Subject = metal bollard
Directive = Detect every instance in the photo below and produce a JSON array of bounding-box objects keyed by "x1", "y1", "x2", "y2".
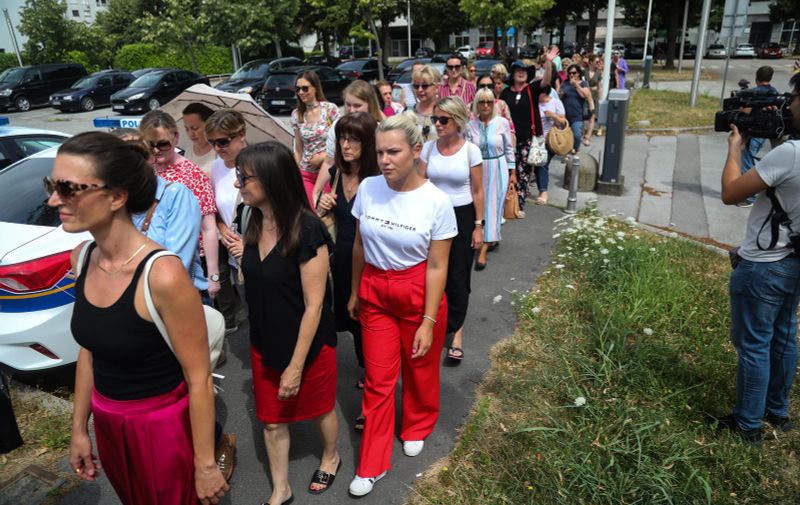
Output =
[{"x1": 565, "y1": 154, "x2": 580, "y2": 214}]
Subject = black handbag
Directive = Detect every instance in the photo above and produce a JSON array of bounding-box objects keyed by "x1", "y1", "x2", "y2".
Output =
[{"x1": 0, "y1": 372, "x2": 23, "y2": 454}]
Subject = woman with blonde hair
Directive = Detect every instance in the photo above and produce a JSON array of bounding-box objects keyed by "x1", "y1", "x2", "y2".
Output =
[
  {"x1": 291, "y1": 69, "x2": 340, "y2": 207},
  {"x1": 406, "y1": 65, "x2": 441, "y2": 142},
  {"x1": 467, "y1": 88, "x2": 514, "y2": 270},
  {"x1": 347, "y1": 113, "x2": 455, "y2": 497},
  {"x1": 420, "y1": 96, "x2": 484, "y2": 364},
  {"x1": 490, "y1": 63, "x2": 509, "y2": 98}
]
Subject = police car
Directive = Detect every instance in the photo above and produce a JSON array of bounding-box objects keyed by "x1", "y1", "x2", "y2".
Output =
[{"x1": 0, "y1": 117, "x2": 70, "y2": 171}]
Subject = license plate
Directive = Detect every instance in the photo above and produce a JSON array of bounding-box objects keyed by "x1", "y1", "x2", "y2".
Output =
[
  {"x1": 113, "y1": 105, "x2": 124, "y2": 111},
  {"x1": 272, "y1": 100, "x2": 286, "y2": 106},
  {"x1": 51, "y1": 101, "x2": 60, "y2": 105}
]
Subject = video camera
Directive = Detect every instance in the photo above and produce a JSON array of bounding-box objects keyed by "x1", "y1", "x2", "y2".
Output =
[{"x1": 714, "y1": 89, "x2": 794, "y2": 139}]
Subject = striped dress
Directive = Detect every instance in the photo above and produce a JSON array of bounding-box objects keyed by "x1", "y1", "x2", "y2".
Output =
[{"x1": 466, "y1": 116, "x2": 516, "y2": 242}]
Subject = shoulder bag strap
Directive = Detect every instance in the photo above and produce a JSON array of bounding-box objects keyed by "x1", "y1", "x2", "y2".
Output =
[
  {"x1": 526, "y1": 85, "x2": 537, "y2": 137},
  {"x1": 142, "y1": 250, "x2": 180, "y2": 353},
  {"x1": 757, "y1": 187, "x2": 791, "y2": 250},
  {"x1": 140, "y1": 182, "x2": 174, "y2": 233},
  {"x1": 74, "y1": 240, "x2": 94, "y2": 277}
]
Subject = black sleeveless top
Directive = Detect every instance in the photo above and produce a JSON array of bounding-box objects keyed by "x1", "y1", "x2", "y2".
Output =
[{"x1": 71, "y1": 244, "x2": 183, "y2": 400}]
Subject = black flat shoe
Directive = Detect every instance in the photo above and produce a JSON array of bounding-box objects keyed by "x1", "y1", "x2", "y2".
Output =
[
  {"x1": 260, "y1": 495, "x2": 294, "y2": 505},
  {"x1": 474, "y1": 260, "x2": 486, "y2": 271},
  {"x1": 447, "y1": 347, "x2": 464, "y2": 363},
  {"x1": 487, "y1": 242, "x2": 499, "y2": 252},
  {"x1": 308, "y1": 459, "x2": 342, "y2": 495}
]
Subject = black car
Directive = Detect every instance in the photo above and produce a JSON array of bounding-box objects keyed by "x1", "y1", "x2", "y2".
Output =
[
  {"x1": 415, "y1": 47, "x2": 435, "y2": 58},
  {"x1": 214, "y1": 57, "x2": 303, "y2": 98},
  {"x1": 387, "y1": 58, "x2": 431, "y2": 82},
  {"x1": 472, "y1": 59, "x2": 502, "y2": 77},
  {"x1": 339, "y1": 45, "x2": 370, "y2": 59},
  {"x1": 305, "y1": 55, "x2": 342, "y2": 67},
  {"x1": 257, "y1": 66, "x2": 351, "y2": 114},
  {"x1": 0, "y1": 63, "x2": 87, "y2": 112},
  {"x1": 110, "y1": 68, "x2": 209, "y2": 114},
  {"x1": 518, "y1": 43, "x2": 542, "y2": 59},
  {"x1": 131, "y1": 67, "x2": 159, "y2": 79},
  {"x1": 335, "y1": 58, "x2": 390, "y2": 83},
  {"x1": 49, "y1": 70, "x2": 134, "y2": 112}
]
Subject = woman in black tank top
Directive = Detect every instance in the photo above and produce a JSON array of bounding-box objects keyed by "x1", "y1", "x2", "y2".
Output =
[{"x1": 47, "y1": 132, "x2": 228, "y2": 505}]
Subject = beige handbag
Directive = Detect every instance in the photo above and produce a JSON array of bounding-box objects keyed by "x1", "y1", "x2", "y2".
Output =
[{"x1": 547, "y1": 123, "x2": 574, "y2": 156}]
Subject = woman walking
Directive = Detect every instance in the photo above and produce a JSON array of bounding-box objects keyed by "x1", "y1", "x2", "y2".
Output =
[
  {"x1": 376, "y1": 80, "x2": 404, "y2": 117},
  {"x1": 467, "y1": 88, "x2": 515, "y2": 270},
  {"x1": 407, "y1": 65, "x2": 441, "y2": 142},
  {"x1": 420, "y1": 96, "x2": 484, "y2": 364},
  {"x1": 559, "y1": 63, "x2": 594, "y2": 153},
  {"x1": 316, "y1": 112, "x2": 381, "y2": 429},
  {"x1": 182, "y1": 102, "x2": 216, "y2": 176},
  {"x1": 291, "y1": 69, "x2": 340, "y2": 207},
  {"x1": 57, "y1": 132, "x2": 228, "y2": 505},
  {"x1": 229, "y1": 142, "x2": 341, "y2": 504},
  {"x1": 476, "y1": 74, "x2": 514, "y2": 135},
  {"x1": 536, "y1": 85, "x2": 567, "y2": 205},
  {"x1": 347, "y1": 114, "x2": 456, "y2": 497}
]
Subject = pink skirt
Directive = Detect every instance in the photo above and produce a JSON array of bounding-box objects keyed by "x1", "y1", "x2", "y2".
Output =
[
  {"x1": 301, "y1": 168, "x2": 329, "y2": 209},
  {"x1": 92, "y1": 382, "x2": 197, "y2": 505}
]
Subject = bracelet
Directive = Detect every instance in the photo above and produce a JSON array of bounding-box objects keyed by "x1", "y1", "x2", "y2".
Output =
[{"x1": 422, "y1": 315, "x2": 437, "y2": 324}]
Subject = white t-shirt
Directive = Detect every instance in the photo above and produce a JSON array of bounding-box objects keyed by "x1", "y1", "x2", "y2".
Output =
[
  {"x1": 351, "y1": 176, "x2": 458, "y2": 271},
  {"x1": 185, "y1": 144, "x2": 217, "y2": 177},
  {"x1": 325, "y1": 117, "x2": 340, "y2": 159},
  {"x1": 422, "y1": 140, "x2": 483, "y2": 207},
  {"x1": 739, "y1": 140, "x2": 800, "y2": 262},
  {"x1": 539, "y1": 97, "x2": 565, "y2": 138},
  {"x1": 210, "y1": 158, "x2": 238, "y2": 229}
]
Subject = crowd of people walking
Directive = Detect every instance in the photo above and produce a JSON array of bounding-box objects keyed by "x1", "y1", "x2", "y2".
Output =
[{"x1": 43, "y1": 43, "x2": 639, "y2": 504}]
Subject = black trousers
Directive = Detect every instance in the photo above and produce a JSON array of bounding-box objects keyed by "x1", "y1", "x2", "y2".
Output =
[{"x1": 446, "y1": 203, "x2": 475, "y2": 334}]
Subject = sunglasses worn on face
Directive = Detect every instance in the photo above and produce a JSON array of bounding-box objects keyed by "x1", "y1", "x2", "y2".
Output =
[
  {"x1": 209, "y1": 136, "x2": 235, "y2": 149},
  {"x1": 43, "y1": 177, "x2": 109, "y2": 199},
  {"x1": 431, "y1": 115, "x2": 452, "y2": 125},
  {"x1": 296, "y1": 85, "x2": 311, "y2": 93},
  {"x1": 447, "y1": 65, "x2": 462, "y2": 71},
  {"x1": 148, "y1": 139, "x2": 172, "y2": 151},
  {"x1": 568, "y1": 71, "x2": 579, "y2": 75},
  {"x1": 477, "y1": 100, "x2": 493, "y2": 106},
  {"x1": 413, "y1": 82, "x2": 432, "y2": 90},
  {"x1": 235, "y1": 168, "x2": 255, "y2": 186},
  {"x1": 478, "y1": 83, "x2": 493, "y2": 89}
]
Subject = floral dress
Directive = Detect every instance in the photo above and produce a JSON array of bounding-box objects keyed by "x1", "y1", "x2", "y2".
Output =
[{"x1": 291, "y1": 101, "x2": 340, "y2": 206}]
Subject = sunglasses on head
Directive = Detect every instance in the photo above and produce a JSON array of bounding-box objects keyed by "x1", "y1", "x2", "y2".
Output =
[
  {"x1": 446, "y1": 64, "x2": 462, "y2": 70},
  {"x1": 296, "y1": 85, "x2": 312, "y2": 93},
  {"x1": 413, "y1": 82, "x2": 432, "y2": 90},
  {"x1": 43, "y1": 176, "x2": 109, "y2": 199},
  {"x1": 148, "y1": 139, "x2": 172, "y2": 151},
  {"x1": 430, "y1": 115, "x2": 452, "y2": 125},
  {"x1": 234, "y1": 167, "x2": 255, "y2": 186},
  {"x1": 208, "y1": 136, "x2": 235, "y2": 149}
]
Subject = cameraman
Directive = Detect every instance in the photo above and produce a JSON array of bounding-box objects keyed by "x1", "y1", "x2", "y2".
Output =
[
  {"x1": 717, "y1": 73, "x2": 800, "y2": 444},
  {"x1": 738, "y1": 66, "x2": 778, "y2": 207}
]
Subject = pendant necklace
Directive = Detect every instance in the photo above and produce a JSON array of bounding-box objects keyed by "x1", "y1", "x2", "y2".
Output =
[{"x1": 96, "y1": 241, "x2": 148, "y2": 276}]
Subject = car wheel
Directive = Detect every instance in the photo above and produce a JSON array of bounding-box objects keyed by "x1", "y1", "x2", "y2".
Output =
[
  {"x1": 15, "y1": 96, "x2": 30, "y2": 112},
  {"x1": 147, "y1": 97, "x2": 160, "y2": 111},
  {"x1": 80, "y1": 97, "x2": 95, "y2": 112}
]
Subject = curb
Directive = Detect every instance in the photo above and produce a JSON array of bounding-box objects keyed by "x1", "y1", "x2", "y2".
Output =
[{"x1": 627, "y1": 126, "x2": 715, "y2": 134}]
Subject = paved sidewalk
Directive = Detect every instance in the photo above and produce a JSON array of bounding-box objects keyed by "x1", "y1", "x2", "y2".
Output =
[{"x1": 547, "y1": 131, "x2": 752, "y2": 249}]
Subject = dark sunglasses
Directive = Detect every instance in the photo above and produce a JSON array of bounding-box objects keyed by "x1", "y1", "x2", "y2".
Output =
[
  {"x1": 446, "y1": 64, "x2": 462, "y2": 70},
  {"x1": 568, "y1": 71, "x2": 580, "y2": 75},
  {"x1": 148, "y1": 139, "x2": 173, "y2": 151},
  {"x1": 235, "y1": 167, "x2": 256, "y2": 186},
  {"x1": 295, "y1": 85, "x2": 311, "y2": 93},
  {"x1": 413, "y1": 82, "x2": 432, "y2": 90},
  {"x1": 430, "y1": 115, "x2": 452, "y2": 125},
  {"x1": 209, "y1": 136, "x2": 235, "y2": 149},
  {"x1": 477, "y1": 100, "x2": 494, "y2": 106},
  {"x1": 478, "y1": 83, "x2": 493, "y2": 89},
  {"x1": 43, "y1": 176, "x2": 109, "y2": 199}
]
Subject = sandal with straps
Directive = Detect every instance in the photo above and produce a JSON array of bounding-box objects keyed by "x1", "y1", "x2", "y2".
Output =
[{"x1": 308, "y1": 459, "x2": 342, "y2": 495}]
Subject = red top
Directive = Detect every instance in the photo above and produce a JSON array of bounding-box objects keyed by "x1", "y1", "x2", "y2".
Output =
[{"x1": 438, "y1": 77, "x2": 476, "y2": 106}]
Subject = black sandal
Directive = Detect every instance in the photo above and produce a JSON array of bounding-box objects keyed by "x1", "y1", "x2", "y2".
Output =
[
  {"x1": 308, "y1": 459, "x2": 342, "y2": 495},
  {"x1": 355, "y1": 415, "x2": 365, "y2": 433},
  {"x1": 447, "y1": 347, "x2": 464, "y2": 362}
]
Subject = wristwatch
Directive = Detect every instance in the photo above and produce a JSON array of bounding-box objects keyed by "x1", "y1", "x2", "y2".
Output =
[
  {"x1": 474, "y1": 219, "x2": 485, "y2": 227},
  {"x1": 209, "y1": 274, "x2": 220, "y2": 282}
]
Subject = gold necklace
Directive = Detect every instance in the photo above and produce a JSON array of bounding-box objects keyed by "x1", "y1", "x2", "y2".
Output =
[{"x1": 96, "y1": 241, "x2": 148, "y2": 276}]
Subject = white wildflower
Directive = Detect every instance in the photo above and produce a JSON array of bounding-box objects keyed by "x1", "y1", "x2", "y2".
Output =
[
  {"x1": 603, "y1": 258, "x2": 610, "y2": 264},
  {"x1": 493, "y1": 295, "x2": 503, "y2": 304},
  {"x1": 600, "y1": 248, "x2": 609, "y2": 255},
  {"x1": 643, "y1": 328, "x2": 654, "y2": 336},
  {"x1": 617, "y1": 246, "x2": 624, "y2": 250},
  {"x1": 606, "y1": 237, "x2": 617, "y2": 244},
  {"x1": 565, "y1": 284, "x2": 576, "y2": 290},
  {"x1": 555, "y1": 264, "x2": 565, "y2": 269},
  {"x1": 531, "y1": 306, "x2": 541, "y2": 315},
  {"x1": 574, "y1": 396, "x2": 587, "y2": 407},
  {"x1": 616, "y1": 231, "x2": 626, "y2": 238},
  {"x1": 594, "y1": 239, "x2": 601, "y2": 245},
  {"x1": 649, "y1": 247, "x2": 657, "y2": 252},
  {"x1": 553, "y1": 233, "x2": 561, "y2": 239}
]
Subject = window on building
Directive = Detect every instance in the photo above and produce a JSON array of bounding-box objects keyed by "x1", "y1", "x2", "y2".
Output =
[
  {"x1": 780, "y1": 20, "x2": 798, "y2": 45},
  {"x1": 454, "y1": 36, "x2": 470, "y2": 47},
  {"x1": 97, "y1": 0, "x2": 108, "y2": 5},
  {"x1": 72, "y1": 10, "x2": 80, "y2": 17}
]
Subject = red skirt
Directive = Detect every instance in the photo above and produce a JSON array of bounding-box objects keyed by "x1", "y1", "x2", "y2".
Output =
[
  {"x1": 91, "y1": 382, "x2": 197, "y2": 505},
  {"x1": 251, "y1": 344, "x2": 337, "y2": 423}
]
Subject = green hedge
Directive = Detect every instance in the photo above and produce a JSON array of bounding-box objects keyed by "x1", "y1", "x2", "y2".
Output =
[
  {"x1": 113, "y1": 44, "x2": 232, "y2": 74},
  {"x1": 64, "y1": 50, "x2": 101, "y2": 74},
  {"x1": 0, "y1": 53, "x2": 21, "y2": 73}
]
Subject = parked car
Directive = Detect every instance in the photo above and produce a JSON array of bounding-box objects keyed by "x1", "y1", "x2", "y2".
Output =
[
  {"x1": 387, "y1": 58, "x2": 431, "y2": 82},
  {"x1": 431, "y1": 53, "x2": 453, "y2": 63},
  {"x1": 49, "y1": 70, "x2": 134, "y2": 112},
  {"x1": 0, "y1": 63, "x2": 87, "y2": 112},
  {"x1": 734, "y1": 43, "x2": 756, "y2": 58},
  {"x1": 131, "y1": 67, "x2": 159, "y2": 79},
  {"x1": 682, "y1": 44, "x2": 697, "y2": 59},
  {"x1": 305, "y1": 54, "x2": 342, "y2": 67},
  {"x1": 110, "y1": 68, "x2": 209, "y2": 114},
  {"x1": 0, "y1": 120, "x2": 69, "y2": 170},
  {"x1": 472, "y1": 58, "x2": 502, "y2": 77},
  {"x1": 611, "y1": 43, "x2": 627, "y2": 56},
  {"x1": 415, "y1": 47, "x2": 435, "y2": 58},
  {"x1": 758, "y1": 42, "x2": 783, "y2": 59},
  {"x1": 339, "y1": 45, "x2": 370, "y2": 59},
  {"x1": 257, "y1": 65, "x2": 351, "y2": 113},
  {"x1": 214, "y1": 57, "x2": 303, "y2": 97},
  {"x1": 0, "y1": 147, "x2": 89, "y2": 372},
  {"x1": 519, "y1": 43, "x2": 543, "y2": 59},
  {"x1": 778, "y1": 43, "x2": 791, "y2": 57},
  {"x1": 335, "y1": 58, "x2": 389, "y2": 82},
  {"x1": 476, "y1": 41, "x2": 495, "y2": 58},
  {"x1": 706, "y1": 44, "x2": 728, "y2": 58},
  {"x1": 560, "y1": 42, "x2": 581, "y2": 58},
  {"x1": 456, "y1": 45, "x2": 476, "y2": 61}
]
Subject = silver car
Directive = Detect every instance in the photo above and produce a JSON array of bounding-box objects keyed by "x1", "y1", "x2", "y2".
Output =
[
  {"x1": 707, "y1": 44, "x2": 727, "y2": 59},
  {"x1": 734, "y1": 43, "x2": 756, "y2": 58}
]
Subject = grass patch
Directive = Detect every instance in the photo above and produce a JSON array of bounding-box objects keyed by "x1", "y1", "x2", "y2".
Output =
[
  {"x1": 628, "y1": 62, "x2": 714, "y2": 82},
  {"x1": 407, "y1": 208, "x2": 800, "y2": 505},
  {"x1": 627, "y1": 89, "x2": 717, "y2": 130}
]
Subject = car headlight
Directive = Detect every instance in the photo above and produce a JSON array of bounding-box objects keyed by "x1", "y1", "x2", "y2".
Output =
[
  {"x1": 63, "y1": 95, "x2": 73, "y2": 101},
  {"x1": 0, "y1": 89, "x2": 11, "y2": 96},
  {"x1": 128, "y1": 92, "x2": 145, "y2": 101},
  {"x1": 238, "y1": 86, "x2": 253, "y2": 94}
]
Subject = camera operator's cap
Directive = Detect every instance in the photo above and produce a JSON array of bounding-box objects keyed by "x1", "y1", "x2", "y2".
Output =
[
  {"x1": 510, "y1": 60, "x2": 527, "y2": 71},
  {"x1": 613, "y1": 50, "x2": 621, "y2": 56}
]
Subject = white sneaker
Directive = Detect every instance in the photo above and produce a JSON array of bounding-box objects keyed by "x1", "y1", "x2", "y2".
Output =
[
  {"x1": 349, "y1": 471, "x2": 387, "y2": 496},
  {"x1": 403, "y1": 440, "x2": 424, "y2": 457}
]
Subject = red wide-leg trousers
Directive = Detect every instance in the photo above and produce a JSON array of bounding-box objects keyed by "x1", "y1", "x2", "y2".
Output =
[{"x1": 356, "y1": 261, "x2": 447, "y2": 477}]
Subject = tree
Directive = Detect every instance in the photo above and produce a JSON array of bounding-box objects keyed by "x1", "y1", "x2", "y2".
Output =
[
  {"x1": 770, "y1": 0, "x2": 800, "y2": 55},
  {"x1": 356, "y1": 0, "x2": 404, "y2": 79},
  {"x1": 95, "y1": 0, "x2": 164, "y2": 54},
  {"x1": 204, "y1": 0, "x2": 300, "y2": 61},
  {"x1": 140, "y1": 0, "x2": 209, "y2": 72},
  {"x1": 460, "y1": 0, "x2": 552, "y2": 53},
  {"x1": 411, "y1": 0, "x2": 470, "y2": 52},
  {"x1": 18, "y1": 0, "x2": 74, "y2": 63},
  {"x1": 300, "y1": 0, "x2": 355, "y2": 56}
]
